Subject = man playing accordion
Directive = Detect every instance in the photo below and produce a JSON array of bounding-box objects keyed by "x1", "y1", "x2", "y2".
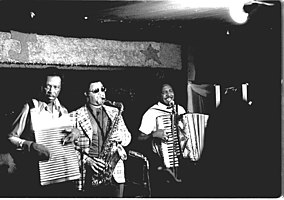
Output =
[{"x1": 138, "y1": 82, "x2": 186, "y2": 197}]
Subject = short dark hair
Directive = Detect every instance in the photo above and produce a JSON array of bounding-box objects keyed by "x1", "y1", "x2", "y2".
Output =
[
  {"x1": 154, "y1": 80, "x2": 175, "y2": 101},
  {"x1": 41, "y1": 67, "x2": 64, "y2": 85},
  {"x1": 84, "y1": 79, "x2": 103, "y2": 93}
]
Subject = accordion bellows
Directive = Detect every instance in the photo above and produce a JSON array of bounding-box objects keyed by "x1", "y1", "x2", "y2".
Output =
[{"x1": 179, "y1": 113, "x2": 209, "y2": 161}]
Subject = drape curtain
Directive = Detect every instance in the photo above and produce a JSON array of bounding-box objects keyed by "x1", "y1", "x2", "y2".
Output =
[{"x1": 187, "y1": 81, "x2": 213, "y2": 114}]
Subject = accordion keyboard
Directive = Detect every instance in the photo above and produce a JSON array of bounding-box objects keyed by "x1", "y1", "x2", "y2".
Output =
[{"x1": 157, "y1": 115, "x2": 181, "y2": 168}]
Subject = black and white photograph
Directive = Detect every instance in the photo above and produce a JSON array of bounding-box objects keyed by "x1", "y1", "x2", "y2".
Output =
[{"x1": 0, "y1": 0, "x2": 281, "y2": 198}]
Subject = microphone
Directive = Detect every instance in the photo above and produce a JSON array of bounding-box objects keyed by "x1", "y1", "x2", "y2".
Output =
[
  {"x1": 169, "y1": 100, "x2": 178, "y2": 115},
  {"x1": 169, "y1": 100, "x2": 175, "y2": 107},
  {"x1": 128, "y1": 150, "x2": 145, "y2": 159}
]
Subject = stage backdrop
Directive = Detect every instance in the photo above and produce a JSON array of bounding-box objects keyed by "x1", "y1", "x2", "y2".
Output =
[{"x1": 0, "y1": 30, "x2": 182, "y2": 70}]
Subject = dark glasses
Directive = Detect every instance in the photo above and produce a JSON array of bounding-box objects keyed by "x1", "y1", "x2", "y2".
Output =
[{"x1": 89, "y1": 87, "x2": 107, "y2": 94}]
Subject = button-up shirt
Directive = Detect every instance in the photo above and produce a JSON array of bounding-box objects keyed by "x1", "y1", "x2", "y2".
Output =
[
  {"x1": 139, "y1": 101, "x2": 186, "y2": 135},
  {"x1": 8, "y1": 98, "x2": 68, "y2": 149}
]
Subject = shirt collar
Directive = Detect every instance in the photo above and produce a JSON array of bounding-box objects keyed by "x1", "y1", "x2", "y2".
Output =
[
  {"x1": 88, "y1": 104, "x2": 103, "y2": 113},
  {"x1": 157, "y1": 101, "x2": 172, "y2": 111},
  {"x1": 39, "y1": 98, "x2": 62, "y2": 112}
]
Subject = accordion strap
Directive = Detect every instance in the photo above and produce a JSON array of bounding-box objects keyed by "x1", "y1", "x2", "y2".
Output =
[{"x1": 151, "y1": 108, "x2": 171, "y2": 114}]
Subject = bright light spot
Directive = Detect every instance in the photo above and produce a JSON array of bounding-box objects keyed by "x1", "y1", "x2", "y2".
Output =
[
  {"x1": 169, "y1": 0, "x2": 250, "y2": 24},
  {"x1": 248, "y1": 101, "x2": 253, "y2": 105},
  {"x1": 84, "y1": 16, "x2": 88, "y2": 20},
  {"x1": 229, "y1": 1, "x2": 248, "y2": 24},
  {"x1": 30, "y1": 12, "x2": 35, "y2": 19}
]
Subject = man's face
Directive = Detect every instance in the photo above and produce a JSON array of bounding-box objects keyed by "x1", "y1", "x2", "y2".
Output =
[
  {"x1": 43, "y1": 76, "x2": 61, "y2": 104},
  {"x1": 161, "y1": 84, "x2": 175, "y2": 106},
  {"x1": 86, "y1": 81, "x2": 107, "y2": 106}
]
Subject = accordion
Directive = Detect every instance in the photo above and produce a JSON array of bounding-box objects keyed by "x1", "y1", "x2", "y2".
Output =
[
  {"x1": 179, "y1": 113, "x2": 209, "y2": 161},
  {"x1": 34, "y1": 126, "x2": 80, "y2": 186},
  {"x1": 156, "y1": 114, "x2": 181, "y2": 169}
]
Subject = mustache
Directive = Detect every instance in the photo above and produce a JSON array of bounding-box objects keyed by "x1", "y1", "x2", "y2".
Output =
[{"x1": 45, "y1": 94, "x2": 57, "y2": 99}]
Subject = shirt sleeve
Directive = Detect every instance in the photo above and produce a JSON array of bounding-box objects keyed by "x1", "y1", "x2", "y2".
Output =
[
  {"x1": 8, "y1": 103, "x2": 30, "y2": 148},
  {"x1": 139, "y1": 109, "x2": 156, "y2": 135},
  {"x1": 178, "y1": 105, "x2": 187, "y2": 115}
]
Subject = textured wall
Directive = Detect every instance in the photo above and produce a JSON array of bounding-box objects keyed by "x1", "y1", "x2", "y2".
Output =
[{"x1": 0, "y1": 30, "x2": 182, "y2": 70}]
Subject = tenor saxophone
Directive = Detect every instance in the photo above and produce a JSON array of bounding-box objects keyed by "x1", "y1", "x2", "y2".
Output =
[{"x1": 91, "y1": 100, "x2": 127, "y2": 187}]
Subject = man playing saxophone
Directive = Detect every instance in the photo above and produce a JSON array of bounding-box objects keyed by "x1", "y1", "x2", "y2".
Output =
[{"x1": 69, "y1": 80, "x2": 131, "y2": 197}]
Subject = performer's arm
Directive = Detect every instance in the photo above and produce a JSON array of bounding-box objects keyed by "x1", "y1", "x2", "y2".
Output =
[
  {"x1": 138, "y1": 130, "x2": 167, "y2": 142},
  {"x1": 8, "y1": 104, "x2": 30, "y2": 149},
  {"x1": 137, "y1": 131, "x2": 152, "y2": 141},
  {"x1": 138, "y1": 109, "x2": 167, "y2": 141},
  {"x1": 8, "y1": 103, "x2": 50, "y2": 161}
]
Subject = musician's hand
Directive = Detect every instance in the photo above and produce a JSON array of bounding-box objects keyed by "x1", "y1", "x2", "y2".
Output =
[
  {"x1": 0, "y1": 153, "x2": 16, "y2": 174},
  {"x1": 86, "y1": 157, "x2": 106, "y2": 175},
  {"x1": 62, "y1": 128, "x2": 80, "y2": 145},
  {"x1": 152, "y1": 129, "x2": 168, "y2": 142},
  {"x1": 30, "y1": 142, "x2": 50, "y2": 161},
  {"x1": 178, "y1": 120, "x2": 184, "y2": 130},
  {"x1": 109, "y1": 131, "x2": 122, "y2": 143}
]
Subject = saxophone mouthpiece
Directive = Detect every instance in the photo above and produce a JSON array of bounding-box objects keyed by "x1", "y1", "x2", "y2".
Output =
[
  {"x1": 103, "y1": 99, "x2": 113, "y2": 106},
  {"x1": 104, "y1": 100, "x2": 123, "y2": 110}
]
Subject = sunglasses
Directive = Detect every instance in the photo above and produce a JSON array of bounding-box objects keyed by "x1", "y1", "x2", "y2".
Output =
[{"x1": 89, "y1": 87, "x2": 107, "y2": 94}]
